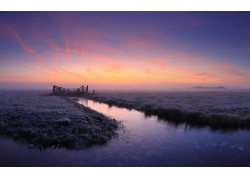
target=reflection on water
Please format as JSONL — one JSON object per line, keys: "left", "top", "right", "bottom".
{"left": 1, "top": 98, "right": 250, "bottom": 166}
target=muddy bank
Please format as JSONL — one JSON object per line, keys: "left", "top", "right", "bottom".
{"left": 86, "top": 92, "right": 250, "bottom": 129}
{"left": 0, "top": 90, "right": 119, "bottom": 149}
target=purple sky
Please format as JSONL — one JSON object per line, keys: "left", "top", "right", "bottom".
{"left": 1, "top": 12, "right": 250, "bottom": 89}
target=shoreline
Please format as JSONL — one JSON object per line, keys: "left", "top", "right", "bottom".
{"left": 0, "top": 91, "right": 119, "bottom": 150}
{"left": 86, "top": 93, "right": 250, "bottom": 130}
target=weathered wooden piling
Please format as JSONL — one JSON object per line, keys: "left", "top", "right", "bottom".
{"left": 85, "top": 85, "right": 88, "bottom": 94}
{"left": 80, "top": 86, "right": 85, "bottom": 93}
{"left": 53, "top": 85, "right": 92, "bottom": 96}
{"left": 53, "top": 85, "right": 66, "bottom": 94}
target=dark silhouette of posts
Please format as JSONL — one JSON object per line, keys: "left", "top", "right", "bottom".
{"left": 85, "top": 85, "right": 88, "bottom": 94}
{"left": 53, "top": 85, "right": 65, "bottom": 95}
{"left": 80, "top": 86, "right": 84, "bottom": 93}
{"left": 53, "top": 85, "right": 56, "bottom": 93}
{"left": 53, "top": 84, "right": 91, "bottom": 96}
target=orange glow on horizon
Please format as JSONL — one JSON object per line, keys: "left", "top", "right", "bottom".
{"left": 1, "top": 12, "right": 250, "bottom": 89}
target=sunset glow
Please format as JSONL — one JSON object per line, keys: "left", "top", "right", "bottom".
{"left": 1, "top": 12, "right": 250, "bottom": 89}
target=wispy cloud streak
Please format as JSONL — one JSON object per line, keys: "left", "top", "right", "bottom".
{"left": 4, "top": 25, "right": 45, "bottom": 63}
{"left": 87, "top": 68, "right": 100, "bottom": 78}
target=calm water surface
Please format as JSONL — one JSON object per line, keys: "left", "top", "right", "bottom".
{"left": 1, "top": 98, "right": 250, "bottom": 166}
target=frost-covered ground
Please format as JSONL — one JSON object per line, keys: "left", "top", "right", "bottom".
{"left": 91, "top": 90, "right": 250, "bottom": 117}
{"left": 87, "top": 90, "right": 250, "bottom": 128}
{"left": 0, "top": 90, "right": 118, "bottom": 149}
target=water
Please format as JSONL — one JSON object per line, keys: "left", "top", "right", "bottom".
{"left": 1, "top": 98, "right": 250, "bottom": 166}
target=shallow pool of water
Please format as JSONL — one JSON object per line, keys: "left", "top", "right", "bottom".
{"left": 1, "top": 98, "right": 250, "bottom": 166}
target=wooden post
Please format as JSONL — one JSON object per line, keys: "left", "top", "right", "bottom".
{"left": 85, "top": 85, "right": 88, "bottom": 94}
{"left": 52, "top": 85, "right": 96, "bottom": 96}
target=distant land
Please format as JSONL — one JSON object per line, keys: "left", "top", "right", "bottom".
{"left": 192, "top": 86, "right": 227, "bottom": 89}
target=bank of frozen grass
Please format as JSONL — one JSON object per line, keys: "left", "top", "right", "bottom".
{"left": 0, "top": 90, "right": 119, "bottom": 149}
{"left": 87, "top": 91, "right": 250, "bottom": 129}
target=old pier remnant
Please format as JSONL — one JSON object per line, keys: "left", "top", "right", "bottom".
{"left": 53, "top": 85, "right": 66, "bottom": 94}
{"left": 85, "top": 85, "right": 88, "bottom": 94}
{"left": 52, "top": 85, "right": 95, "bottom": 96}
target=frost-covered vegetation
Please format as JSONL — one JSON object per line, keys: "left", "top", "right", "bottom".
{"left": 0, "top": 90, "right": 118, "bottom": 149}
{"left": 87, "top": 90, "right": 250, "bottom": 129}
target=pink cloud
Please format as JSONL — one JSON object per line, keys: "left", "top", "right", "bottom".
{"left": 123, "top": 37, "right": 154, "bottom": 48}
{"left": 101, "top": 64, "right": 124, "bottom": 73}
{"left": 2, "top": 25, "right": 36, "bottom": 58}
{"left": 74, "top": 43, "right": 83, "bottom": 56}
{"left": 47, "top": 38, "right": 79, "bottom": 54}
{"left": 57, "top": 51, "right": 73, "bottom": 60}
{"left": 10, "top": 60, "right": 60, "bottom": 77}
{"left": 55, "top": 67, "right": 82, "bottom": 78}
{"left": 173, "top": 53, "right": 203, "bottom": 62}
{"left": 228, "top": 69, "right": 249, "bottom": 78}
{"left": 51, "top": 54, "right": 58, "bottom": 62}
{"left": 87, "top": 68, "right": 100, "bottom": 78}
{"left": 83, "top": 41, "right": 120, "bottom": 56}
{"left": 144, "top": 68, "right": 151, "bottom": 74}
{"left": 3, "top": 24, "right": 45, "bottom": 63}
{"left": 48, "top": 39, "right": 56, "bottom": 49}
{"left": 210, "top": 62, "right": 248, "bottom": 77}
{"left": 210, "top": 62, "right": 231, "bottom": 69}
{"left": 143, "top": 58, "right": 168, "bottom": 70}
{"left": 11, "top": 60, "right": 38, "bottom": 72}
{"left": 209, "top": 62, "right": 250, "bottom": 84}
{"left": 164, "top": 64, "right": 217, "bottom": 82}
{"left": 63, "top": 34, "right": 70, "bottom": 52}
{"left": 47, "top": 39, "right": 74, "bottom": 60}
{"left": 121, "top": 35, "right": 204, "bottom": 65}
{"left": 40, "top": 65, "right": 78, "bottom": 78}
{"left": 92, "top": 55, "right": 122, "bottom": 64}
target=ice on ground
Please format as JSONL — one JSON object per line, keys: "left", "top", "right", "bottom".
{"left": 89, "top": 90, "right": 250, "bottom": 117}
{"left": 0, "top": 90, "right": 119, "bottom": 149}
{"left": 220, "top": 142, "right": 227, "bottom": 146}
{"left": 238, "top": 146, "right": 244, "bottom": 151}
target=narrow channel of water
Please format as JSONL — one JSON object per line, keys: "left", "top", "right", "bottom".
{"left": 1, "top": 98, "right": 250, "bottom": 166}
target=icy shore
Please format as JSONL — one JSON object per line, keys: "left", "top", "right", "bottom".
{"left": 0, "top": 90, "right": 119, "bottom": 149}
{"left": 87, "top": 90, "right": 250, "bottom": 129}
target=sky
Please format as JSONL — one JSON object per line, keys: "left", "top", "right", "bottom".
{"left": 0, "top": 12, "right": 250, "bottom": 90}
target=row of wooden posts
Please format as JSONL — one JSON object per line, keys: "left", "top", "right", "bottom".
{"left": 53, "top": 85, "right": 95, "bottom": 95}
